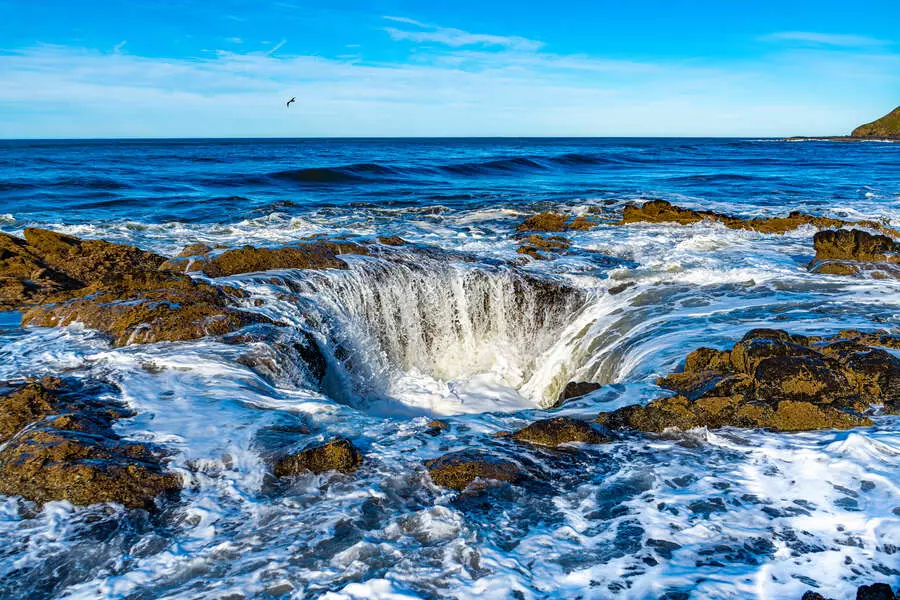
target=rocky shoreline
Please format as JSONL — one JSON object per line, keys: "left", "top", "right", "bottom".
{"left": 0, "top": 200, "right": 898, "bottom": 600}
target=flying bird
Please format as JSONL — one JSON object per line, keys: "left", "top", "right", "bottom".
{"left": 286, "top": 97, "right": 295, "bottom": 108}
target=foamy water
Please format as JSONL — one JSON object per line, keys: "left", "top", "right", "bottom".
{"left": 0, "top": 138, "right": 899, "bottom": 599}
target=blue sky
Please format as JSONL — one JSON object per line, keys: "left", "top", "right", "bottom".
{"left": 0, "top": 0, "right": 898, "bottom": 137}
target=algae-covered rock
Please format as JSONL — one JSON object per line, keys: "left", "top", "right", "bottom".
{"left": 516, "top": 234, "right": 571, "bottom": 260}
{"left": 597, "top": 328, "right": 897, "bottom": 433}
{"left": 273, "top": 438, "right": 363, "bottom": 476}
{"left": 809, "top": 229, "right": 900, "bottom": 278}
{"left": 509, "top": 417, "right": 611, "bottom": 447}
{"left": 22, "top": 280, "right": 268, "bottom": 346}
{"left": 516, "top": 212, "right": 598, "bottom": 233}
{"left": 425, "top": 450, "right": 522, "bottom": 491}
{"left": 0, "top": 379, "right": 180, "bottom": 510}
{"left": 188, "top": 242, "right": 370, "bottom": 277}
{"left": 619, "top": 200, "right": 899, "bottom": 237}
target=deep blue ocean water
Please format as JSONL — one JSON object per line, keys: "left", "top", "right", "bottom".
{"left": 0, "top": 138, "right": 899, "bottom": 600}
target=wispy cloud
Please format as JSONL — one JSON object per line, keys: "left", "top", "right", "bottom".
{"left": 113, "top": 40, "right": 127, "bottom": 54}
{"left": 266, "top": 39, "right": 286, "bottom": 56}
{"left": 383, "top": 16, "right": 543, "bottom": 51}
{"left": 762, "top": 31, "right": 889, "bottom": 47}
{"left": 226, "top": 37, "right": 243, "bottom": 44}
{"left": 1, "top": 22, "right": 899, "bottom": 138}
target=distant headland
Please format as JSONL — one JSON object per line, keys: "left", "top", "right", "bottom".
{"left": 786, "top": 105, "right": 900, "bottom": 142}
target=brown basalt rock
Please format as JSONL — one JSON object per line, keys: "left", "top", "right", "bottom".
{"left": 425, "top": 450, "right": 522, "bottom": 491}
{"left": 0, "top": 427, "right": 181, "bottom": 509}
{"left": 0, "top": 379, "right": 180, "bottom": 509}
{"left": 273, "top": 438, "right": 363, "bottom": 476}
{"left": 0, "top": 377, "right": 69, "bottom": 443}
{"left": 619, "top": 200, "right": 900, "bottom": 237}
{"left": 597, "top": 328, "right": 894, "bottom": 433}
{"left": 377, "top": 236, "right": 407, "bottom": 246}
{"left": 176, "top": 243, "right": 213, "bottom": 258}
{"left": 516, "top": 212, "right": 599, "bottom": 233}
{"left": 555, "top": 381, "right": 602, "bottom": 407}
{"left": 22, "top": 228, "right": 167, "bottom": 286}
{"left": 684, "top": 347, "right": 732, "bottom": 373}
{"left": 189, "top": 242, "right": 370, "bottom": 278}
{"left": 516, "top": 234, "right": 571, "bottom": 260}
{"left": 22, "top": 282, "right": 268, "bottom": 347}
{"left": 509, "top": 417, "right": 611, "bottom": 447}
{"left": 425, "top": 420, "right": 448, "bottom": 436}
{"left": 809, "top": 229, "right": 900, "bottom": 278}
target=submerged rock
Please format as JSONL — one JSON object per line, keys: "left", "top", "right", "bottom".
{"left": 0, "top": 379, "right": 180, "bottom": 509}
{"left": 509, "top": 417, "right": 611, "bottom": 447}
{"left": 273, "top": 438, "right": 363, "bottom": 476}
{"left": 597, "top": 328, "right": 900, "bottom": 433}
{"left": 618, "top": 200, "right": 899, "bottom": 237}
{"left": 425, "top": 450, "right": 522, "bottom": 491}
{"left": 809, "top": 229, "right": 900, "bottom": 278}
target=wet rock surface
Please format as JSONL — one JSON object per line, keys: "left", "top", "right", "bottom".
{"left": 0, "top": 228, "right": 272, "bottom": 345}
{"left": 516, "top": 212, "right": 598, "bottom": 233}
{"left": 619, "top": 200, "right": 900, "bottom": 237}
{"left": 509, "top": 417, "right": 612, "bottom": 447}
{"left": 809, "top": 229, "right": 900, "bottom": 278}
{"left": 0, "top": 378, "right": 180, "bottom": 509}
{"left": 515, "top": 234, "right": 571, "bottom": 260}
{"left": 273, "top": 438, "right": 363, "bottom": 476}
{"left": 425, "top": 450, "right": 523, "bottom": 491}
{"left": 597, "top": 328, "right": 900, "bottom": 433}
{"left": 555, "top": 381, "right": 603, "bottom": 407}
{"left": 180, "top": 241, "right": 370, "bottom": 277}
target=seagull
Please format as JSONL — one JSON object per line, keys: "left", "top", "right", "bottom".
{"left": 286, "top": 97, "right": 295, "bottom": 108}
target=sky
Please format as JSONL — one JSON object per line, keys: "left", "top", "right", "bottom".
{"left": 0, "top": 0, "right": 899, "bottom": 138}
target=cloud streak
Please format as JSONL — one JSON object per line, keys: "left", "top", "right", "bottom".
{"left": 762, "top": 31, "right": 889, "bottom": 47}
{"left": 383, "top": 16, "right": 543, "bottom": 51}
{"left": 0, "top": 20, "right": 899, "bottom": 138}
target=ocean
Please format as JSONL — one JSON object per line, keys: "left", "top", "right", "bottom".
{"left": 0, "top": 138, "right": 898, "bottom": 599}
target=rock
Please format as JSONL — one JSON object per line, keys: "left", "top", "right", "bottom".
{"left": 176, "top": 243, "right": 213, "bottom": 258}
{"left": 425, "top": 450, "right": 522, "bottom": 491}
{"left": 0, "top": 377, "right": 69, "bottom": 443}
{"left": 801, "top": 592, "right": 828, "bottom": 600}
{"left": 509, "top": 417, "right": 611, "bottom": 447}
{"left": 377, "top": 236, "right": 407, "bottom": 246}
{"left": 0, "top": 379, "right": 180, "bottom": 509}
{"left": 856, "top": 583, "right": 897, "bottom": 600}
{"left": 619, "top": 200, "right": 899, "bottom": 237}
{"left": 226, "top": 325, "right": 328, "bottom": 385}
{"left": 516, "top": 234, "right": 571, "bottom": 260}
{"left": 22, "top": 278, "right": 268, "bottom": 346}
{"left": 0, "top": 229, "right": 271, "bottom": 345}
{"left": 555, "top": 381, "right": 602, "bottom": 407}
{"left": 516, "top": 213, "right": 598, "bottom": 233}
{"left": 425, "top": 420, "right": 448, "bottom": 436}
{"left": 852, "top": 106, "right": 900, "bottom": 139}
{"left": 273, "top": 438, "right": 363, "bottom": 476}
{"left": 809, "top": 229, "right": 900, "bottom": 278}
{"left": 185, "top": 241, "right": 370, "bottom": 277}
{"left": 596, "top": 328, "right": 900, "bottom": 433}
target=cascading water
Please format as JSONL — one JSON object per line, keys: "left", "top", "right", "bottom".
{"left": 258, "top": 253, "right": 598, "bottom": 412}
